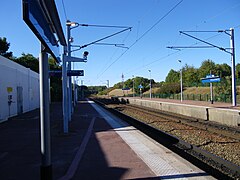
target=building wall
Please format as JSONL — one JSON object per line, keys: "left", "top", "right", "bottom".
{"left": 0, "top": 55, "right": 40, "bottom": 122}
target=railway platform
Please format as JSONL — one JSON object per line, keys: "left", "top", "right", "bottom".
{"left": 128, "top": 96, "right": 240, "bottom": 110}
{"left": 0, "top": 99, "right": 216, "bottom": 179}
{"left": 122, "top": 97, "right": 240, "bottom": 127}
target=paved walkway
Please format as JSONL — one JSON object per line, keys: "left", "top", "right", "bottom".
{"left": 0, "top": 99, "right": 215, "bottom": 180}
{"left": 0, "top": 100, "right": 155, "bottom": 179}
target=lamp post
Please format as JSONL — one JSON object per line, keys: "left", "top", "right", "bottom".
{"left": 178, "top": 60, "right": 183, "bottom": 102}
{"left": 148, "top": 70, "right": 152, "bottom": 99}
{"left": 66, "top": 20, "right": 80, "bottom": 120}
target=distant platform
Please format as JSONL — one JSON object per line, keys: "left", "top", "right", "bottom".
{"left": 123, "top": 97, "right": 240, "bottom": 127}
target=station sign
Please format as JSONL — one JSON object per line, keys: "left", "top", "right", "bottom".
{"left": 138, "top": 85, "right": 143, "bottom": 89}
{"left": 49, "top": 70, "right": 84, "bottom": 76}
{"left": 67, "top": 70, "right": 84, "bottom": 76}
{"left": 201, "top": 74, "right": 220, "bottom": 83}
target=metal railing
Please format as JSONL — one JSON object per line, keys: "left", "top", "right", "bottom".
{"left": 128, "top": 93, "right": 237, "bottom": 104}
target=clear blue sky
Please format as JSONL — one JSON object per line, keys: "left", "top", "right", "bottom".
{"left": 1, "top": 0, "right": 240, "bottom": 87}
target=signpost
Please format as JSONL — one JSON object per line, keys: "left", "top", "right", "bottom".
{"left": 201, "top": 75, "right": 221, "bottom": 104}
{"left": 138, "top": 85, "right": 143, "bottom": 98}
{"left": 201, "top": 75, "right": 220, "bottom": 83}
{"left": 23, "top": 0, "right": 66, "bottom": 179}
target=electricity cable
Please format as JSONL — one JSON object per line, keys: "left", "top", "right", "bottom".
{"left": 97, "top": 0, "right": 184, "bottom": 79}
{"left": 61, "top": 0, "right": 68, "bottom": 21}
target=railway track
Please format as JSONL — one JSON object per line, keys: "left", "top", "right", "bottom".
{"left": 93, "top": 98, "right": 240, "bottom": 179}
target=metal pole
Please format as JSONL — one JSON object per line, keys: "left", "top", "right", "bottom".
{"left": 62, "top": 53, "right": 68, "bottom": 133}
{"left": 73, "top": 63, "right": 76, "bottom": 107}
{"left": 149, "top": 70, "right": 152, "bottom": 99}
{"left": 178, "top": 60, "right": 183, "bottom": 102}
{"left": 75, "top": 78, "right": 78, "bottom": 103}
{"left": 210, "top": 82, "right": 213, "bottom": 104}
{"left": 66, "top": 20, "right": 72, "bottom": 120}
{"left": 132, "top": 75, "right": 134, "bottom": 97}
{"left": 230, "top": 28, "right": 236, "bottom": 106}
{"left": 39, "top": 44, "right": 52, "bottom": 180}
{"left": 180, "top": 68, "right": 183, "bottom": 102}
{"left": 81, "top": 80, "right": 84, "bottom": 98}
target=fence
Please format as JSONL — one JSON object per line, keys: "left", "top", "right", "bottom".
{"left": 128, "top": 93, "right": 238, "bottom": 104}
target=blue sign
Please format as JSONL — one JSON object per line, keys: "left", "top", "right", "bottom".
{"left": 138, "top": 85, "right": 143, "bottom": 89}
{"left": 67, "top": 70, "right": 84, "bottom": 76}
{"left": 201, "top": 75, "right": 220, "bottom": 83}
{"left": 201, "top": 78, "right": 221, "bottom": 83}
{"left": 122, "top": 87, "right": 130, "bottom": 90}
{"left": 23, "top": 0, "right": 60, "bottom": 62}
{"left": 49, "top": 70, "right": 84, "bottom": 76}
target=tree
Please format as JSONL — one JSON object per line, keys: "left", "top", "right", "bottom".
{"left": 198, "top": 59, "right": 216, "bottom": 78}
{"left": 215, "top": 63, "right": 231, "bottom": 77}
{"left": 14, "top": 53, "right": 39, "bottom": 73}
{"left": 236, "top": 63, "right": 240, "bottom": 79}
{"left": 0, "top": 37, "right": 13, "bottom": 58}
{"left": 124, "top": 78, "right": 133, "bottom": 89}
{"left": 113, "top": 82, "right": 123, "bottom": 89}
{"left": 182, "top": 64, "right": 199, "bottom": 87}
{"left": 214, "top": 76, "right": 232, "bottom": 101}
{"left": 49, "top": 56, "right": 62, "bottom": 101}
{"left": 133, "top": 76, "right": 149, "bottom": 94}
{"left": 159, "top": 82, "right": 180, "bottom": 94}
{"left": 165, "top": 69, "right": 179, "bottom": 83}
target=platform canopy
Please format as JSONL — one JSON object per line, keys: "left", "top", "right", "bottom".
{"left": 23, "top": 0, "right": 66, "bottom": 62}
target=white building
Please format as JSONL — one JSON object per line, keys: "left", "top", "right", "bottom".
{"left": 0, "top": 55, "right": 40, "bottom": 122}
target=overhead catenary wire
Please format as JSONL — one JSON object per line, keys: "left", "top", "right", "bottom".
{"left": 80, "top": 27, "right": 132, "bottom": 49}
{"left": 178, "top": 31, "right": 231, "bottom": 54}
{"left": 123, "top": 4, "right": 240, "bottom": 81}
{"left": 124, "top": 33, "right": 223, "bottom": 76}
{"left": 97, "top": 0, "right": 184, "bottom": 79}
{"left": 97, "top": 29, "right": 132, "bottom": 78}
{"left": 61, "top": 0, "right": 68, "bottom": 21}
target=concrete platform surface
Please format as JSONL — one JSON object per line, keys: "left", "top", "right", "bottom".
{"left": 0, "top": 99, "right": 215, "bottom": 180}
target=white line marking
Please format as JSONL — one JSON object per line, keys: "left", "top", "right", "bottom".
{"left": 58, "top": 117, "right": 95, "bottom": 180}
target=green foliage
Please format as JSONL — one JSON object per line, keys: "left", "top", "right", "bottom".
{"left": 215, "top": 63, "right": 231, "bottom": 77}
{"left": 49, "top": 56, "right": 62, "bottom": 102}
{"left": 0, "top": 37, "right": 13, "bottom": 58}
{"left": 165, "top": 69, "right": 179, "bottom": 83}
{"left": 182, "top": 64, "right": 199, "bottom": 86}
{"left": 198, "top": 59, "right": 216, "bottom": 78}
{"left": 88, "top": 86, "right": 107, "bottom": 94}
{"left": 98, "top": 87, "right": 113, "bottom": 95}
{"left": 214, "top": 77, "right": 232, "bottom": 95}
{"left": 133, "top": 76, "right": 151, "bottom": 94}
{"left": 113, "top": 82, "right": 123, "bottom": 89}
{"left": 124, "top": 78, "right": 133, "bottom": 89}
{"left": 236, "top": 63, "right": 240, "bottom": 79}
{"left": 153, "top": 81, "right": 164, "bottom": 88}
{"left": 158, "top": 82, "right": 180, "bottom": 94}
{"left": 14, "top": 53, "right": 39, "bottom": 73}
